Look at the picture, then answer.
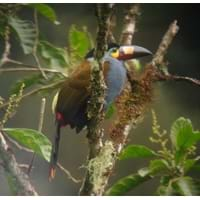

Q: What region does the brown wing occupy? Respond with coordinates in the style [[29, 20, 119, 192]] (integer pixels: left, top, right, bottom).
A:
[[56, 60, 110, 130]]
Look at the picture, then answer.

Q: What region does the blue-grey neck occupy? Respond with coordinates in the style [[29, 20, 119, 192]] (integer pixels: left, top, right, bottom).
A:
[[102, 55, 127, 109]]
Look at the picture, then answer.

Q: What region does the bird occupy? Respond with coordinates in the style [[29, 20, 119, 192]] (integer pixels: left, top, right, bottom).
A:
[[49, 43, 152, 180]]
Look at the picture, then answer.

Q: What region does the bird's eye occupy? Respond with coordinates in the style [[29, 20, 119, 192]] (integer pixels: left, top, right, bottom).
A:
[[110, 48, 119, 58]]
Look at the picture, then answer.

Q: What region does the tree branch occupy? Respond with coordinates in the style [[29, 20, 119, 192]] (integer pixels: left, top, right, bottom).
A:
[[151, 20, 179, 73], [79, 3, 115, 196], [0, 131, 38, 195], [57, 162, 81, 184], [156, 73, 200, 87], [120, 4, 140, 45]]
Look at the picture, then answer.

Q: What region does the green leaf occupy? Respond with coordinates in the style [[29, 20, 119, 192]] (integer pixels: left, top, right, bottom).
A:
[[38, 40, 69, 68], [174, 176, 198, 196], [149, 159, 169, 175], [10, 73, 43, 95], [191, 164, 200, 172], [157, 184, 175, 196], [0, 21, 6, 37], [119, 145, 156, 160], [106, 172, 151, 195], [3, 128, 52, 162], [184, 159, 197, 173], [69, 25, 93, 60], [128, 59, 142, 71], [170, 117, 200, 150], [8, 16, 36, 54], [192, 131, 200, 143], [26, 3, 60, 25], [105, 103, 116, 119]]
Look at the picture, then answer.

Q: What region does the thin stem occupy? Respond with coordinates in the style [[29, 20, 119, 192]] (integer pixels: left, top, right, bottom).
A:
[[151, 20, 179, 72], [27, 98, 46, 175], [32, 9, 47, 79], [156, 73, 200, 87], [0, 26, 11, 67], [57, 162, 81, 184], [0, 80, 64, 110], [0, 66, 67, 76]]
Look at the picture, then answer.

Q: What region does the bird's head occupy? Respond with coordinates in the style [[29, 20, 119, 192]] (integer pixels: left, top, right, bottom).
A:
[[85, 43, 152, 61]]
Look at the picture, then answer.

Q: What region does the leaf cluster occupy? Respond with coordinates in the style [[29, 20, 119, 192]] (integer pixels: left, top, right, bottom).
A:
[[106, 111, 200, 195], [0, 4, 96, 181]]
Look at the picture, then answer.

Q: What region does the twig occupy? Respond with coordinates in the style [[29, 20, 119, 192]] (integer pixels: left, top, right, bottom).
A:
[[0, 131, 38, 195], [57, 162, 81, 184], [18, 164, 30, 170], [0, 26, 11, 67], [0, 79, 65, 110], [0, 66, 67, 76], [32, 9, 47, 79], [156, 73, 200, 87], [151, 20, 179, 73], [38, 98, 46, 132], [80, 4, 115, 196], [27, 98, 46, 175]]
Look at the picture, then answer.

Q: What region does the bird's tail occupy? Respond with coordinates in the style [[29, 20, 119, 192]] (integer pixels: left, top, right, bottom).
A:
[[49, 124, 61, 181]]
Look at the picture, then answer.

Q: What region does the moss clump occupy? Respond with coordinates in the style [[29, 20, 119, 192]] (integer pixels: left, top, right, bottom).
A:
[[87, 141, 116, 194]]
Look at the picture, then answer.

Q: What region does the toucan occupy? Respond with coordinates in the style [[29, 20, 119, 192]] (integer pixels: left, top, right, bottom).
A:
[[49, 43, 152, 180]]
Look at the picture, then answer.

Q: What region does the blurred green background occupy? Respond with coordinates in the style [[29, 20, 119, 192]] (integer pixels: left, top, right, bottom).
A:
[[0, 3, 200, 196]]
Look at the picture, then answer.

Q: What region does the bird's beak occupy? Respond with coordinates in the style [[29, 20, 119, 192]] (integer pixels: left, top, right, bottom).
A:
[[117, 45, 152, 60]]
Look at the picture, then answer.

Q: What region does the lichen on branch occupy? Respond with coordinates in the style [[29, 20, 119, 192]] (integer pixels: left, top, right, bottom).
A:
[[80, 4, 115, 196]]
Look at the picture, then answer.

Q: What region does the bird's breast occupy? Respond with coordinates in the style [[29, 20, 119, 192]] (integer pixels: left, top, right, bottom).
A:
[[104, 58, 127, 107]]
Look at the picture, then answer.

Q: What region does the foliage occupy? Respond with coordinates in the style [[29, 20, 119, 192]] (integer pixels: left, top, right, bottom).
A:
[[0, 3, 94, 173], [0, 84, 25, 129], [26, 3, 60, 25], [3, 128, 51, 162], [106, 170, 151, 195], [38, 40, 70, 68], [68, 24, 93, 62], [0, 3, 95, 98], [119, 145, 157, 160], [10, 74, 43, 95], [105, 103, 116, 119], [106, 111, 200, 196], [8, 16, 37, 54]]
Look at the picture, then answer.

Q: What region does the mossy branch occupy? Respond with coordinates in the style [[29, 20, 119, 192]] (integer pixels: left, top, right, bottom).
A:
[[0, 131, 38, 195], [109, 4, 142, 151], [80, 4, 115, 196], [80, 5, 181, 196]]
